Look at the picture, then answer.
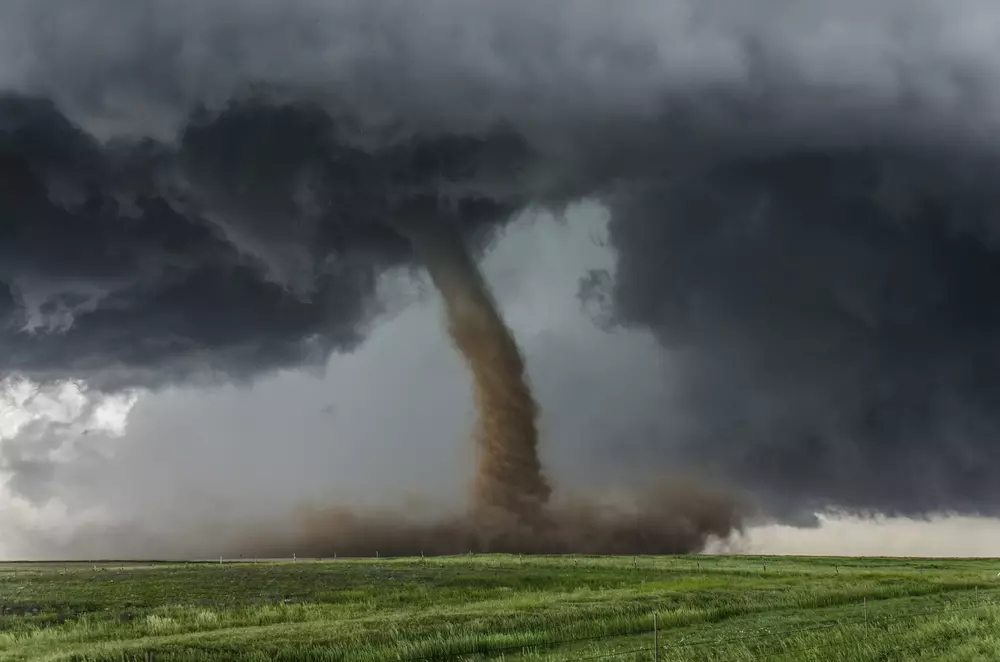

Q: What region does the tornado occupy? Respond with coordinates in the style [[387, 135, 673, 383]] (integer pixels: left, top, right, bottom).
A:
[[396, 201, 551, 525]]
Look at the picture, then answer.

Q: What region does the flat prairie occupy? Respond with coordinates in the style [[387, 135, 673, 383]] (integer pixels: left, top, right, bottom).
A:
[[0, 555, 998, 661]]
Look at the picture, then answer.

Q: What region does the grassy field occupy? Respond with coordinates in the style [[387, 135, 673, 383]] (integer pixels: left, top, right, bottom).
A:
[[0, 555, 999, 661]]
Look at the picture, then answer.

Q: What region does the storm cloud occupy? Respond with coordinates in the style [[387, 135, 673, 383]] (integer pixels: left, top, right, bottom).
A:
[[0, 91, 530, 389], [4, 0, 1000, 527], [598, 151, 1000, 520]]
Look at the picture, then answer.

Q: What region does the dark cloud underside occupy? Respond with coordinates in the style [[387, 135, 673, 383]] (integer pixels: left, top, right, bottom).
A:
[[0, 94, 529, 389]]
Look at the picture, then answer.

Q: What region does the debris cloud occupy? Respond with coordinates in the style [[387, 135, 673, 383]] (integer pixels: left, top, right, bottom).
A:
[[26, 479, 743, 559], [242, 479, 743, 557]]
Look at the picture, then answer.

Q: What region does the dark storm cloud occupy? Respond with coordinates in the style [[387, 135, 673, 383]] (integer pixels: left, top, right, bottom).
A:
[[5, 0, 1000, 519], [595, 150, 1000, 519], [0, 92, 529, 389]]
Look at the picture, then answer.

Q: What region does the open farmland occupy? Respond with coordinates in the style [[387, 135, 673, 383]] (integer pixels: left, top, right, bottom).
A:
[[0, 555, 998, 661]]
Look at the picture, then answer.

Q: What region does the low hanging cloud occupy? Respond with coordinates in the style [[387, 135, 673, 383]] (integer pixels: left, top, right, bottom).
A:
[[3, 0, 1000, 534], [0, 91, 530, 390]]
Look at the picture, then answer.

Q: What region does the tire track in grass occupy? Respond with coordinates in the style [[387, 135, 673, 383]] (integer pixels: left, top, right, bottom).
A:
[[15, 584, 995, 662]]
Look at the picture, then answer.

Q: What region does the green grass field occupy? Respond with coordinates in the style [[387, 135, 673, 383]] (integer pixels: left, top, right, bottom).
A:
[[0, 555, 998, 661]]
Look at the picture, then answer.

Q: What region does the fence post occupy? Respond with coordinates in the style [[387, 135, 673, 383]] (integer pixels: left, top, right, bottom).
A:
[[147, 650, 154, 662], [653, 612, 659, 662]]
